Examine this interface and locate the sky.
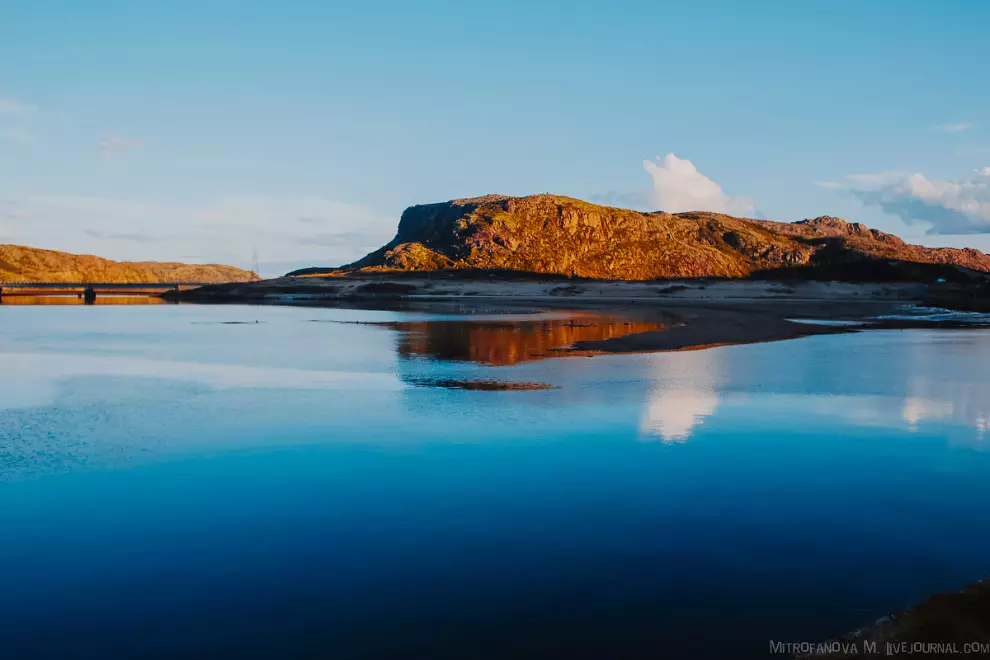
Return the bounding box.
[1,0,988,276]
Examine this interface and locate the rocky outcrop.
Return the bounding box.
[801,579,990,659]
[0,245,258,283]
[338,195,990,281]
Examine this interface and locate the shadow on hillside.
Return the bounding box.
[290,258,989,286]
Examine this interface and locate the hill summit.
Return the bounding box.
[337,194,990,281]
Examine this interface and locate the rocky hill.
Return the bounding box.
[0,244,258,283]
[334,194,990,281]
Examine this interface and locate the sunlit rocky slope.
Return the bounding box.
[327,194,990,281]
[0,244,257,283]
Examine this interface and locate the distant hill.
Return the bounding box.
[310,194,990,282]
[0,245,258,283]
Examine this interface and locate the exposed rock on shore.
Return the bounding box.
[802,579,990,659]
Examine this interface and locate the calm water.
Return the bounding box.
[2,303,990,659]
[0,294,169,305]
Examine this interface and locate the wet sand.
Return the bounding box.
[166,275,989,354]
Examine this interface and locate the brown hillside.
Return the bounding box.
[0,245,258,283]
[337,194,990,280]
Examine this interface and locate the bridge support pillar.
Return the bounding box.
[83,286,96,304]
[0,286,4,303]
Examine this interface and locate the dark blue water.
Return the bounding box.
[2,304,990,658]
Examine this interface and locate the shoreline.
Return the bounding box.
[164,276,990,354]
[801,578,990,659]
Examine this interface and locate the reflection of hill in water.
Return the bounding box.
[385,316,665,365]
[0,295,166,305]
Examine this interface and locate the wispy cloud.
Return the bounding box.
[843,171,905,186]
[83,229,157,243]
[0,97,37,116]
[587,189,652,210]
[6,194,397,276]
[300,231,372,247]
[643,153,755,216]
[823,168,990,234]
[956,145,990,158]
[935,122,974,133]
[0,200,29,221]
[98,133,145,156]
[0,127,32,143]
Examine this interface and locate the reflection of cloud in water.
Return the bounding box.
[0,295,166,306]
[641,391,719,443]
[640,350,722,443]
[901,387,990,440]
[716,392,989,448]
[902,397,955,429]
[893,334,990,443]
[0,352,400,410]
[635,331,990,445]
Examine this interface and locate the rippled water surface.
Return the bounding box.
[2,303,990,659]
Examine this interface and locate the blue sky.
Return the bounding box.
[1,0,988,275]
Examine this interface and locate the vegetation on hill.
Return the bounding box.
[0,244,257,283]
[324,194,990,282]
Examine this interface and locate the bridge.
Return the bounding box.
[0,282,211,302]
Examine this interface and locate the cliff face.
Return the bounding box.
[0,245,258,283]
[343,195,990,280]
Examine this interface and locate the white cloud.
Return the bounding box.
[0,97,37,116]
[643,154,755,216]
[935,122,974,133]
[98,133,145,156]
[0,193,397,276]
[825,168,990,234]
